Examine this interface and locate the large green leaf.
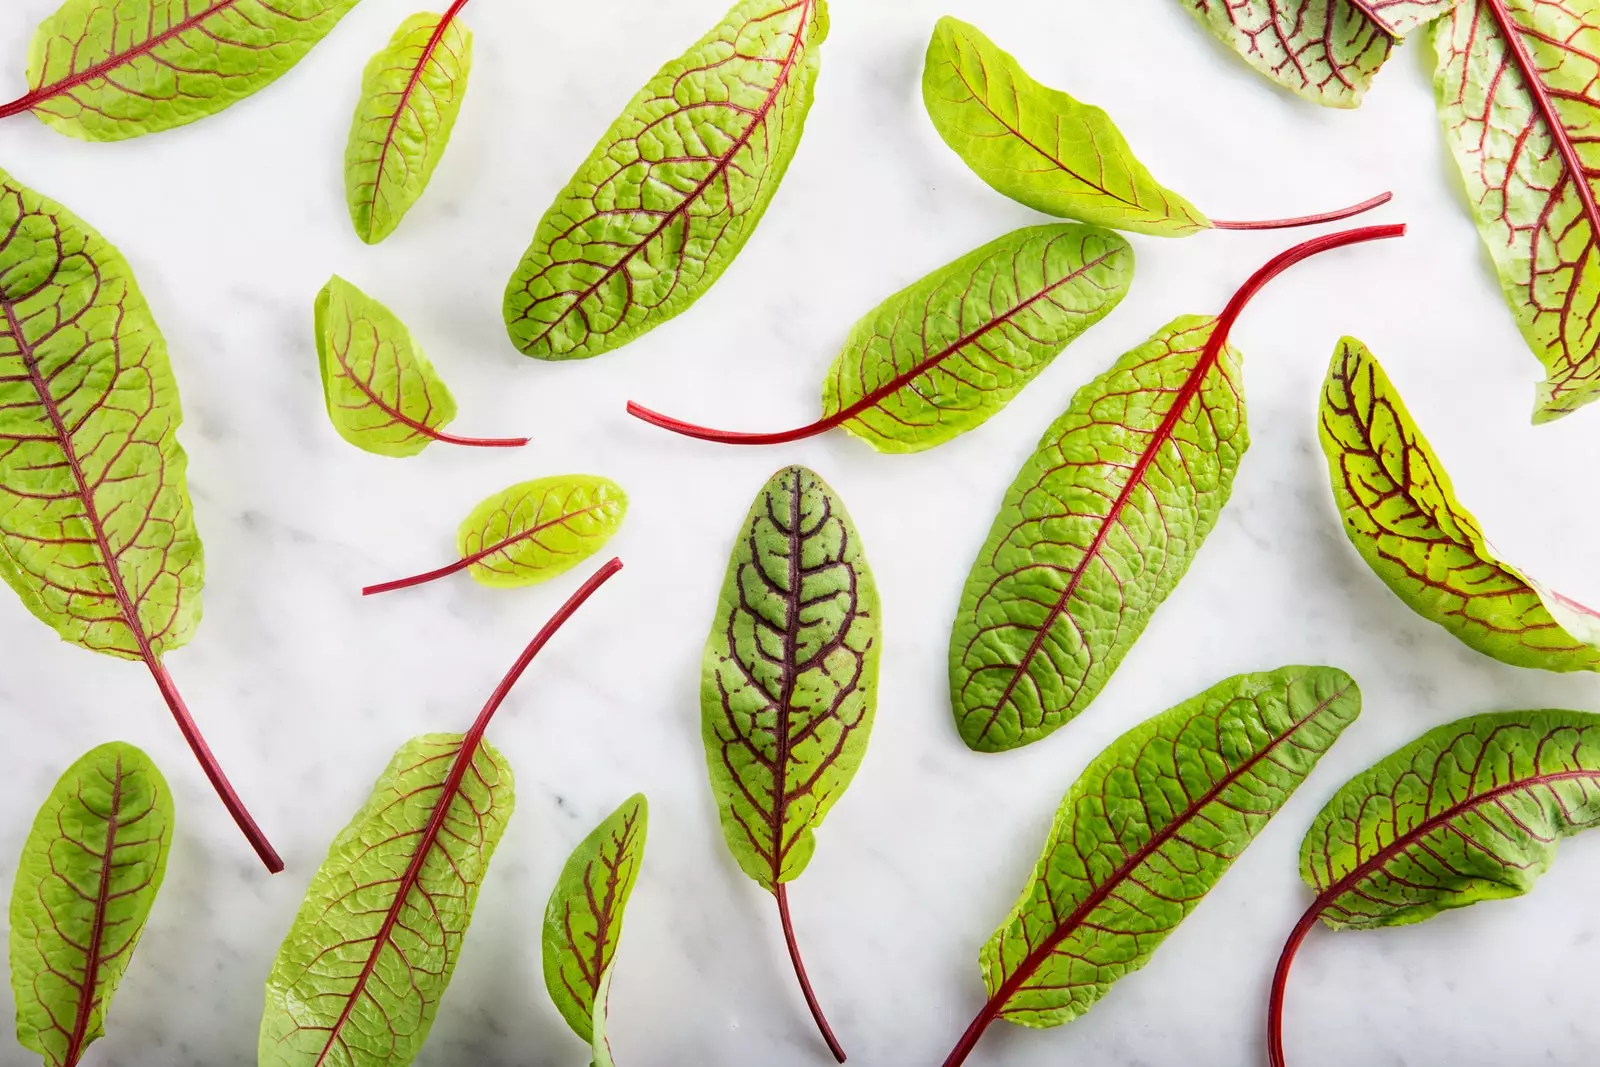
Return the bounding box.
[1434,0,1600,422]
[940,667,1360,1065]
[503,0,828,360]
[10,742,173,1067]
[543,794,647,1064]
[0,0,363,141]
[1319,337,1600,671]
[345,8,473,244]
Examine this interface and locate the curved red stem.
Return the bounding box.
[1211,191,1394,232]
[422,427,529,449]
[363,504,615,597]
[1268,895,1330,1067]
[776,883,847,1063]
[626,400,837,445]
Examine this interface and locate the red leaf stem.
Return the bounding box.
[776,883,847,1063]
[1212,191,1394,230]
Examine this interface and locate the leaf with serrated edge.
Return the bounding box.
[503,0,828,360]
[1320,338,1600,672]
[1434,0,1600,421]
[949,316,1247,752]
[939,667,1359,1065]
[10,742,173,1067]
[345,8,473,244]
[1,0,363,141]
[542,795,647,1057]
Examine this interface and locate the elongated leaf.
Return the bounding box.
[543,794,647,1060]
[940,667,1360,1065]
[0,167,278,869]
[1320,338,1600,672]
[1434,0,1600,422]
[315,275,525,457]
[364,474,627,595]
[0,0,363,141]
[345,8,473,244]
[10,742,173,1067]
[503,0,828,360]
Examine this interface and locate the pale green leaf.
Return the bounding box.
[590,967,616,1067]
[10,742,173,1067]
[1362,1,1455,36]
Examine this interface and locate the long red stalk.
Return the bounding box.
[1212,191,1394,231]
[776,883,847,1063]
[362,505,613,597]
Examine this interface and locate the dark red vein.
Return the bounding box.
[62,755,123,1067]
[361,503,613,596]
[336,340,526,450]
[1211,191,1394,230]
[309,557,622,1067]
[1347,0,1405,38]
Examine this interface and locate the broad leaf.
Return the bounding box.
[940,667,1360,1067]
[315,275,525,456]
[543,794,647,1063]
[1434,0,1600,422]
[0,167,279,869]
[10,742,174,1067]
[364,474,627,595]
[1319,338,1600,672]
[345,8,473,244]
[503,0,828,360]
[0,0,363,141]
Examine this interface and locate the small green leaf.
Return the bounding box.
[542,795,647,1059]
[10,743,173,1067]
[345,10,473,244]
[1319,338,1600,672]
[504,0,828,360]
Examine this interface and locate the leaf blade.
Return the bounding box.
[458,475,629,590]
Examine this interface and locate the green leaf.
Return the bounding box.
[1361,1,1456,36]
[315,275,526,457]
[345,10,473,244]
[923,18,1208,237]
[3,0,363,141]
[10,742,174,1067]
[259,733,514,1067]
[503,0,828,360]
[1319,337,1600,672]
[1433,0,1600,422]
[949,316,1247,751]
[542,795,647,1059]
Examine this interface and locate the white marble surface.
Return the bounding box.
[2,1,1599,1065]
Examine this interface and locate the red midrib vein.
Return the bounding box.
[768,469,805,880]
[63,758,124,1067]
[363,502,612,595]
[1347,0,1404,37]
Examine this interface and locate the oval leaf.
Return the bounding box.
[503,0,828,360]
[1,0,363,141]
[345,9,473,244]
[1319,337,1600,672]
[10,742,174,1067]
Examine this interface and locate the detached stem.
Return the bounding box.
[775,883,847,1063]
[1267,896,1331,1067]
[1212,191,1393,231]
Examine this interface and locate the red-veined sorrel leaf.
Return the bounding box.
[315,275,526,456]
[0,167,280,871]
[704,465,880,1062]
[10,742,173,1067]
[1435,0,1600,422]
[1360,0,1456,36]
[543,794,647,1067]
[0,0,362,141]
[628,224,1134,452]
[1321,337,1600,670]
[940,666,1360,1067]
[503,0,828,361]
[948,224,1403,753]
[1267,710,1600,1067]
[363,474,627,596]
[345,1,473,244]
[259,558,623,1067]
[922,17,1394,235]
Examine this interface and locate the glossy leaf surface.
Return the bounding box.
[504,0,828,360]
[345,8,473,244]
[10,742,173,1067]
[1320,338,1600,672]
[2,0,363,141]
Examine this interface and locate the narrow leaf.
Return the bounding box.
[503,0,828,361]
[1434,0,1600,421]
[0,0,362,141]
[364,474,627,595]
[628,224,1135,452]
[1319,337,1600,672]
[0,166,279,870]
[542,794,647,1062]
[703,465,879,1061]
[1268,709,1600,1067]
[941,666,1361,1067]
[10,742,174,1067]
[345,5,473,244]
[315,275,526,456]
[948,225,1403,752]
